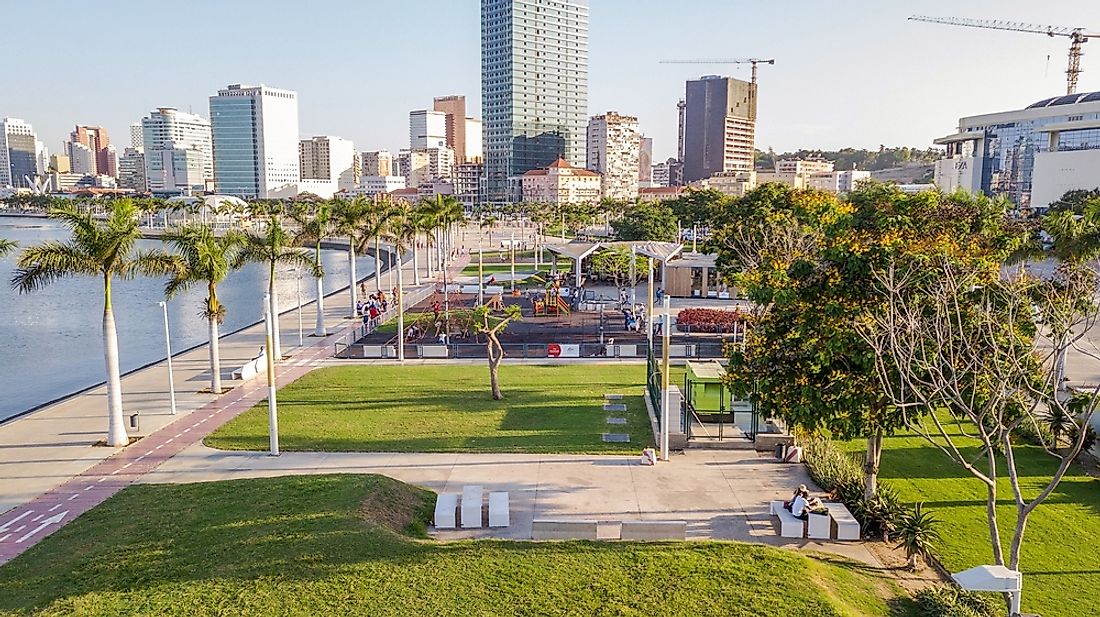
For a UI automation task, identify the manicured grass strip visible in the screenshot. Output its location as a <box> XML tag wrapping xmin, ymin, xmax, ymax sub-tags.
<box><xmin>0</xmin><ymin>475</ymin><xmax>917</xmax><ymax>617</ymax></box>
<box><xmin>206</xmin><ymin>365</ymin><xmax>655</xmax><ymax>454</ymax></box>
<box><xmin>840</xmin><ymin>423</ymin><xmax>1100</xmax><ymax>617</ymax></box>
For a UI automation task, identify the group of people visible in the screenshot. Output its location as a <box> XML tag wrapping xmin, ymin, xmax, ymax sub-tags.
<box><xmin>357</xmin><ymin>291</ymin><xmax>390</xmax><ymax>326</ymax></box>
<box><xmin>783</xmin><ymin>484</ymin><xmax>827</xmax><ymax>520</ymax></box>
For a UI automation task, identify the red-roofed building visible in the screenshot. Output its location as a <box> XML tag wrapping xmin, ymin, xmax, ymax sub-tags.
<box><xmin>638</xmin><ymin>186</ymin><xmax>684</xmax><ymax>202</ymax></box>
<box><xmin>521</xmin><ymin>158</ymin><xmax>601</xmax><ymax>204</ymax></box>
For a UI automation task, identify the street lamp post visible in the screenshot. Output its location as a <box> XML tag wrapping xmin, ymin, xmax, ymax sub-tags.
<box><xmin>294</xmin><ymin>268</ymin><xmax>303</xmax><ymax>348</ymax></box>
<box><xmin>478</xmin><ymin>245</ymin><xmax>485</xmax><ymax>306</ymax></box>
<box><xmin>157</xmin><ymin>301</ymin><xmax>177</xmax><ymax>416</ymax></box>
<box><xmin>661</xmin><ymin>295</ymin><xmax>671</xmax><ymax>462</ymax></box>
<box><xmin>510</xmin><ymin>231</ymin><xmax>516</xmax><ymax>292</ymax></box>
<box><xmin>263</xmin><ymin>292</ymin><xmax>279</xmax><ymax>456</ymax></box>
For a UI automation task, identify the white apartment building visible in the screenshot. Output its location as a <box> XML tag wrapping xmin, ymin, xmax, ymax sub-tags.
<box><xmin>807</xmin><ymin>170</ymin><xmax>871</xmax><ymax>194</ymax></box>
<box><xmin>209</xmin><ymin>84</ymin><xmax>300</xmax><ymax>199</ymax></box>
<box><xmin>700</xmin><ymin>170</ymin><xmax>757</xmax><ymax>197</ymax></box>
<box><xmin>361</xmin><ymin>150</ymin><xmax>393</xmax><ymax>177</ymax></box>
<box><xmin>129</xmin><ymin>123</ymin><xmax>144</xmax><ymax>151</ymax></box>
<box><xmin>776</xmin><ymin>159</ymin><xmax>834</xmax><ymax>175</ymax></box>
<box><xmin>141</xmin><ymin>107</ymin><xmax>214</xmax><ymax>193</ymax></box>
<box><xmin>300</xmin><ymin>136</ymin><xmax>357</xmax><ymax>191</ymax></box>
<box><xmin>69</xmin><ymin>142</ymin><xmax>96</xmax><ymax>175</ymax></box>
<box><xmin>465</xmin><ymin>117</ymin><xmax>483</xmax><ymax>162</ymax></box>
<box><xmin>521</xmin><ymin>158</ymin><xmax>602</xmax><ymax>205</ymax></box>
<box><xmin>587</xmin><ymin>112</ymin><xmax>640</xmax><ymax>201</ymax></box>
<box><xmin>117</xmin><ymin>148</ymin><xmax>147</xmax><ymax>191</ymax></box>
<box><xmin>397</xmin><ymin>147</ymin><xmax>454</xmax><ymax>188</ymax></box>
<box><xmin>409</xmin><ymin>110</ymin><xmax>448</xmax><ymax>149</ymax></box>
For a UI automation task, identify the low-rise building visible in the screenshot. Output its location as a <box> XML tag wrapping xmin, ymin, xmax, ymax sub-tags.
<box><xmin>117</xmin><ymin>148</ymin><xmax>147</xmax><ymax>191</ymax></box>
<box><xmin>638</xmin><ymin>186</ymin><xmax>684</xmax><ymax>202</ymax></box>
<box><xmin>807</xmin><ymin>170</ymin><xmax>871</xmax><ymax>194</ymax></box>
<box><xmin>521</xmin><ymin>158</ymin><xmax>602</xmax><ymax>205</ymax></box>
<box><xmin>699</xmin><ymin>170</ymin><xmax>756</xmax><ymax>197</ymax></box>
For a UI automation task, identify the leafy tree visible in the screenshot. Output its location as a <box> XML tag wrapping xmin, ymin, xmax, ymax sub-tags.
<box><xmin>612</xmin><ymin>202</ymin><xmax>677</xmax><ymax>242</ymax></box>
<box><xmin>1046</xmin><ymin>188</ymin><xmax>1100</xmax><ymax>214</ymax></box>
<box><xmin>289</xmin><ymin>201</ymin><xmax>334</xmax><ymax>337</ymax></box>
<box><xmin>456</xmin><ymin>304</ymin><xmax>523</xmax><ymax>400</ymax></box>
<box><xmin>667</xmin><ymin>188</ymin><xmax>727</xmax><ymax>229</ymax></box>
<box><xmin>157</xmin><ymin>224</ymin><xmax>249</xmax><ymax>394</ymax></box>
<box><xmin>590</xmin><ymin>246</ymin><xmax>643</xmax><ymax>288</ymax></box>
<box><xmin>10</xmin><ymin>200</ymin><xmax>174</xmax><ymax>446</ymax></box>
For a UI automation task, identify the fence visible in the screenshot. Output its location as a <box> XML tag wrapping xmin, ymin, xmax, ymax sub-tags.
<box><xmin>647</xmin><ymin>347</ymin><xmax>663</xmax><ymax>429</ymax></box>
<box><xmin>337</xmin><ymin>339</ymin><xmax>730</xmax><ymax>361</ymax></box>
<box><xmin>333</xmin><ymin>285</ymin><xmax>436</xmax><ymax>358</ymax></box>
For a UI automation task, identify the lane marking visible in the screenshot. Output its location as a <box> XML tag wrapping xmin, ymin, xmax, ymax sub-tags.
<box><xmin>15</xmin><ymin>511</ymin><xmax>68</xmax><ymax>544</ymax></box>
<box><xmin>0</xmin><ymin>533</ymin><xmax>10</xmax><ymax>543</ymax></box>
<box><xmin>49</xmin><ymin>505</ymin><xmax>62</xmax><ymax>512</ymax></box>
<box><xmin>111</xmin><ymin>469</ymin><xmax>121</xmax><ymax>475</ymax></box>
<box><xmin>96</xmin><ymin>478</ymin><xmax>107</xmax><ymax>483</ymax></box>
<box><xmin>83</xmin><ymin>486</ymin><xmax>93</xmax><ymax>491</ymax></box>
<box><xmin>68</xmin><ymin>495</ymin><xmax>79</xmax><ymax>501</ymax></box>
<box><xmin>31</xmin><ymin>515</ymin><xmax>43</xmax><ymax>523</ymax></box>
<box><xmin>136</xmin><ymin>455</ymin><xmax>147</xmax><ymax>462</ymax></box>
<box><xmin>0</xmin><ymin>511</ymin><xmax>33</xmax><ymax>532</ymax></box>
<box><xmin>122</xmin><ymin>463</ymin><xmax>133</xmax><ymax>469</ymax></box>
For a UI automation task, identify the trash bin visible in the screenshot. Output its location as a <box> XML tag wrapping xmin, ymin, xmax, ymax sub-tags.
<box><xmin>129</xmin><ymin>413</ymin><xmax>140</xmax><ymax>431</ymax></box>
<box><xmin>774</xmin><ymin>443</ymin><xmax>786</xmax><ymax>459</ymax></box>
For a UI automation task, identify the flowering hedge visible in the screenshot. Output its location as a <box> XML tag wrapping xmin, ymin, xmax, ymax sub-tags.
<box><xmin>675</xmin><ymin>308</ymin><xmax>748</xmax><ymax>332</ymax></box>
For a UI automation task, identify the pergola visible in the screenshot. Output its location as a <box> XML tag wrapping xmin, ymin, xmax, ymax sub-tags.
<box><xmin>544</xmin><ymin>240</ymin><xmax>684</xmax><ymax>288</ymax></box>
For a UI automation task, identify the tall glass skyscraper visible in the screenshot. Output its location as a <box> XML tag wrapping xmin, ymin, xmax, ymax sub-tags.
<box><xmin>209</xmin><ymin>84</ymin><xmax>300</xmax><ymax>199</ymax></box>
<box><xmin>481</xmin><ymin>0</ymin><xmax>589</xmax><ymax>203</ymax></box>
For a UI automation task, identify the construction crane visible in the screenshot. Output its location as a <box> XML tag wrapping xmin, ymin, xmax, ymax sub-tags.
<box><xmin>909</xmin><ymin>15</ymin><xmax>1100</xmax><ymax>95</ymax></box>
<box><xmin>658</xmin><ymin>58</ymin><xmax>775</xmax><ymax>84</ymax></box>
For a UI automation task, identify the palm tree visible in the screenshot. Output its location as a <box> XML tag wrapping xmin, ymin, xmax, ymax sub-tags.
<box><xmin>289</xmin><ymin>201</ymin><xmax>333</xmax><ymax>336</ymax></box>
<box><xmin>157</xmin><ymin>224</ymin><xmax>248</xmax><ymax>394</ymax></box>
<box><xmin>331</xmin><ymin>196</ymin><xmax>389</xmax><ymax>317</ymax></box>
<box><xmin>11</xmin><ymin>200</ymin><xmax>173</xmax><ymax>446</ymax></box>
<box><xmin>0</xmin><ymin>238</ymin><xmax>16</xmax><ymax>258</ymax></box>
<box><xmin>385</xmin><ymin>198</ymin><xmax>419</xmax><ymax>362</ymax></box>
<box><xmin>413</xmin><ymin>200</ymin><xmax>438</xmax><ymax>286</ymax></box>
<box><xmin>241</xmin><ymin>206</ymin><xmax>319</xmax><ymax>361</ymax></box>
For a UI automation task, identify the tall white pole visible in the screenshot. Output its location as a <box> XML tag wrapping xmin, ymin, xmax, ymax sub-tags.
<box><xmin>263</xmin><ymin>292</ymin><xmax>279</xmax><ymax>456</ymax></box>
<box><xmin>647</xmin><ymin>257</ymin><xmax>654</xmax><ymax>352</ymax></box>
<box><xmin>295</xmin><ymin>269</ymin><xmax>303</xmax><ymax>348</ymax></box>
<box><xmin>661</xmin><ymin>295</ymin><xmax>671</xmax><ymax>462</ymax></box>
<box><xmin>510</xmin><ymin>231</ymin><xmax>516</xmax><ymax>292</ymax></box>
<box><xmin>630</xmin><ymin>246</ymin><xmax>637</xmax><ymax>308</ymax></box>
<box><xmin>478</xmin><ymin>246</ymin><xmax>485</xmax><ymax>306</ymax></box>
<box><xmin>158</xmin><ymin>301</ymin><xmax>177</xmax><ymax>416</ymax></box>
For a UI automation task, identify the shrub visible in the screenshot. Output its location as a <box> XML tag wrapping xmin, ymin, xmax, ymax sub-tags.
<box><xmin>914</xmin><ymin>584</ymin><xmax>1004</xmax><ymax>617</ymax></box>
<box><xmin>895</xmin><ymin>502</ymin><xmax>942</xmax><ymax>570</ymax></box>
<box><xmin>675</xmin><ymin>308</ymin><xmax>748</xmax><ymax>333</ymax></box>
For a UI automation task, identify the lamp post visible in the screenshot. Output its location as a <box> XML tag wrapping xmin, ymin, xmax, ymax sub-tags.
<box><xmin>661</xmin><ymin>295</ymin><xmax>671</xmax><ymax>462</ymax></box>
<box><xmin>263</xmin><ymin>292</ymin><xmax>279</xmax><ymax>456</ymax></box>
<box><xmin>294</xmin><ymin>268</ymin><xmax>304</xmax><ymax>348</ymax></box>
<box><xmin>510</xmin><ymin>231</ymin><xmax>516</xmax><ymax>292</ymax></box>
<box><xmin>478</xmin><ymin>245</ymin><xmax>485</xmax><ymax>306</ymax></box>
<box><xmin>157</xmin><ymin>301</ymin><xmax>177</xmax><ymax>416</ymax></box>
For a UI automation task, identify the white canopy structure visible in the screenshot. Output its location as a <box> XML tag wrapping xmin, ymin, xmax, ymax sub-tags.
<box><xmin>544</xmin><ymin>240</ymin><xmax>683</xmax><ymax>287</ymax></box>
<box><xmin>952</xmin><ymin>565</ymin><xmax>1022</xmax><ymax>614</ymax></box>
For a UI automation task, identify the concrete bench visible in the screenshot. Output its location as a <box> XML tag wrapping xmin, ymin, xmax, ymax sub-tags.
<box><xmin>531</xmin><ymin>519</ymin><xmax>599</xmax><ymax>540</ymax></box>
<box><xmin>824</xmin><ymin>502</ymin><xmax>860</xmax><ymax>541</ymax></box>
<box><xmin>620</xmin><ymin>520</ymin><xmax>687</xmax><ymax>541</ymax></box>
<box><xmin>434</xmin><ymin>494</ymin><xmax>458</xmax><ymax>530</ymax></box>
<box><xmin>808</xmin><ymin>512</ymin><xmax>832</xmax><ymax>539</ymax></box>
<box><xmin>231</xmin><ymin>354</ymin><xmax>266</xmax><ymax>380</ymax></box>
<box><xmin>461</xmin><ymin>485</ymin><xmax>484</xmax><ymax>529</ymax></box>
<box><xmin>420</xmin><ymin>345</ymin><xmax>449</xmax><ymax>358</ymax></box>
<box><xmin>488</xmin><ymin>492</ymin><xmax>509</xmax><ymax>528</ymax></box>
<box><xmin>770</xmin><ymin>500</ymin><xmax>806</xmax><ymax>538</ymax></box>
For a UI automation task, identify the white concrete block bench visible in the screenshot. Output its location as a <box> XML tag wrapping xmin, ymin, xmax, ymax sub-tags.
<box><xmin>620</xmin><ymin>520</ymin><xmax>687</xmax><ymax>541</ymax></box>
<box><xmin>434</xmin><ymin>494</ymin><xmax>458</xmax><ymax>529</ymax></box>
<box><xmin>488</xmin><ymin>492</ymin><xmax>510</xmax><ymax>528</ymax></box>
<box><xmin>807</xmin><ymin>512</ymin><xmax>832</xmax><ymax>539</ymax></box>
<box><xmin>770</xmin><ymin>500</ymin><xmax>806</xmax><ymax>538</ymax></box>
<box><xmin>461</xmin><ymin>485</ymin><xmax>484</xmax><ymax>529</ymax></box>
<box><xmin>531</xmin><ymin>519</ymin><xmax>599</xmax><ymax>540</ymax></box>
<box><xmin>824</xmin><ymin>502</ymin><xmax>860</xmax><ymax>540</ymax></box>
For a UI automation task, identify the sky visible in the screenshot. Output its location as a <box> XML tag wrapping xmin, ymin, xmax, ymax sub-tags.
<box><xmin>4</xmin><ymin>0</ymin><xmax>1100</xmax><ymax>162</ymax></box>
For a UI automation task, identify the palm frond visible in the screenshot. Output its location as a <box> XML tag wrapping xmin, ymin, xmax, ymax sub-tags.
<box><xmin>10</xmin><ymin>242</ymin><xmax>99</xmax><ymax>293</ymax></box>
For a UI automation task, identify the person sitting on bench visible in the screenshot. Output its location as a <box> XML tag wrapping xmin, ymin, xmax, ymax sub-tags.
<box><xmin>787</xmin><ymin>486</ymin><xmax>810</xmax><ymax>520</ymax></box>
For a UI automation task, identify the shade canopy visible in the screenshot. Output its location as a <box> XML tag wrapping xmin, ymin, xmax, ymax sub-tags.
<box><xmin>952</xmin><ymin>565</ymin><xmax>1021</xmax><ymax>593</ymax></box>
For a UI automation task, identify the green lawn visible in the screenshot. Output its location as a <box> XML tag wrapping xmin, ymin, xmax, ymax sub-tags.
<box><xmin>840</xmin><ymin>425</ymin><xmax>1100</xmax><ymax>617</ymax></box>
<box><xmin>206</xmin><ymin>365</ymin><xmax>655</xmax><ymax>454</ymax></box>
<box><xmin>0</xmin><ymin>475</ymin><xmax>917</xmax><ymax>617</ymax></box>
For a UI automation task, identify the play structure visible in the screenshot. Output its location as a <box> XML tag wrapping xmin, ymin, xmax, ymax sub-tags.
<box><xmin>486</xmin><ymin>293</ymin><xmax>506</xmax><ymax>311</ymax></box>
<box><xmin>532</xmin><ymin>279</ymin><xmax>570</xmax><ymax>317</ymax></box>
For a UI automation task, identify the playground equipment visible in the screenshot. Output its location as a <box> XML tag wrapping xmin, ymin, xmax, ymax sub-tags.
<box><xmin>533</xmin><ymin>279</ymin><xmax>570</xmax><ymax>317</ymax></box>
<box><xmin>486</xmin><ymin>293</ymin><xmax>506</xmax><ymax>311</ymax></box>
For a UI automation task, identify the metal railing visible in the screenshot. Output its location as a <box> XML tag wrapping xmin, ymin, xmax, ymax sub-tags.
<box><xmin>333</xmin><ymin>285</ymin><xmax>435</xmax><ymax>358</ymax></box>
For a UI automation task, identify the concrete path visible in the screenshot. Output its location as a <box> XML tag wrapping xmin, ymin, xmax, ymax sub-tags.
<box><xmin>138</xmin><ymin>444</ymin><xmax>881</xmax><ymax>566</ymax></box>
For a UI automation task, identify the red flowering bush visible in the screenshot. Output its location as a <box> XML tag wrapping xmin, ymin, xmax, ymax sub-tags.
<box><xmin>676</xmin><ymin>308</ymin><xmax>749</xmax><ymax>333</ymax></box>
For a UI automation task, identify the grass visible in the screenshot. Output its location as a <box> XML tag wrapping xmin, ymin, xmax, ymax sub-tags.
<box><xmin>0</xmin><ymin>474</ymin><xmax>918</xmax><ymax>617</ymax></box>
<box><xmin>206</xmin><ymin>365</ymin><xmax>655</xmax><ymax>454</ymax></box>
<box><xmin>839</xmin><ymin>422</ymin><xmax>1100</xmax><ymax>617</ymax></box>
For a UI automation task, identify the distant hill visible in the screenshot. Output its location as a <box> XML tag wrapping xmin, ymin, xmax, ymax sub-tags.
<box><xmin>870</xmin><ymin>163</ymin><xmax>935</xmax><ymax>185</ymax></box>
<box><xmin>755</xmin><ymin>147</ymin><xmax>942</xmax><ymax>172</ymax></box>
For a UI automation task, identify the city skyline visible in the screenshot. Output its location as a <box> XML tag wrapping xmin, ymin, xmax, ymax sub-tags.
<box><xmin>3</xmin><ymin>1</ymin><xmax>1100</xmax><ymax>162</ymax></box>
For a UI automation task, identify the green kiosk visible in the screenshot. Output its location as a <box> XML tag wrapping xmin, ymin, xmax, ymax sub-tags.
<box><xmin>684</xmin><ymin>360</ymin><xmax>758</xmax><ymax>442</ymax></box>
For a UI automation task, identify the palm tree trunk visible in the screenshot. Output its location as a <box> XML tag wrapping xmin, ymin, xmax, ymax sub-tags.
<box><xmin>209</xmin><ymin>316</ymin><xmax>222</xmax><ymax>393</ymax></box>
<box><xmin>396</xmin><ymin>260</ymin><xmax>406</xmax><ymax>362</ymax></box>
<box><xmin>314</xmin><ymin>243</ymin><xmax>327</xmax><ymax>337</ymax></box>
<box><xmin>102</xmin><ymin>276</ymin><xmax>129</xmax><ymax>447</ymax></box>
<box><xmin>413</xmin><ymin>235</ymin><xmax>421</xmax><ymax>286</ymax></box>
<box><xmin>269</xmin><ymin>263</ymin><xmax>283</xmax><ymax>360</ymax></box>
<box><xmin>347</xmin><ymin>241</ymin><xmax>358</xmax><ymax>318</ymax></box>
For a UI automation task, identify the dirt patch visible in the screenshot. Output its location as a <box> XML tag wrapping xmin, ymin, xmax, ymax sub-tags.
<box><xmin>865</xmin><ymin>540</ymin><xmax>949</xmax><ymax>595</ymax></box>
<box><xmin>357</xmin><ymin>477</ymin><xmax>435</xmax><ymax>537</ymax></box>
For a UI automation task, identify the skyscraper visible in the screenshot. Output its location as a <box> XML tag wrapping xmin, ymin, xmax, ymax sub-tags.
<box><xmin>299</xmin><ymin>136</ymin><xmax>357</xmax><ymax>190</ymax></box>
<box><xmin>409</xmin><ymin>110</ymin><xmax>449</xmax><ymax>150</ymax></box>
<box><xmin>1</xmin><ymin>118</ymin><xmax>39</xmax><ymax>188</ymax></box>
<box><xmin>482</xmin><ymin>0</ymin><xmax>589</xmax><ymax>202</ymax></box>
<box><xmin>209</xmin><ymin>84</ymin><xmax>300</xmax><ymax>199</ymax></box>
<box><xmin>70</xmin><ymin>125</ymin><xmax>112</xmax><ymax>176</ymax></box>
<box><xmin>586</xmin><ymin>112</ymin><xmax>640</xmax><ymax>201</ymax></box>
<box><xmin>433</xmin><ymin>95</ymin><xmax>467</xmax><ymax>162</ymax></box>
<box><xmin>141</xmin><ymin>107</ymin><xmax>214</xmax><ymax>193</ymax></box>
<box><xmin>361</xmin><ymin>150</ymin><xmax>394</xmax><ymax>177</ymax></box>
<box><xmin>682</xmin><ymin>76</ymin><xmax>757</xmax><ymax>183</ymax></box>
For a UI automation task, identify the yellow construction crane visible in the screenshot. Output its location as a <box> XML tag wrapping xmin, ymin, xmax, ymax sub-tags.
<box><xmin>658</xmin><ymin>58</ymin><xmax>775</xmax><ymax>84</ymax></box>
<box><xmin>909</xmin><ymin>15</ymin><xmax>1100</xmax><ymax>95</ymax></box>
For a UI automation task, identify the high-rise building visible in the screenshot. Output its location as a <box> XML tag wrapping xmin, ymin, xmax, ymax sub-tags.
<box><xmin>141</xmin><ymin>107</ymin><xmax>214</xmax><ymax>193</ymax></box>
<box><xmin>934</xmin><ymin>90</ymin><xmax>1100</xmax><ymax>211</ymax></box>
<box><xmin>682</xmin><ymin>75</ymin><xmax>757</xmax><ymax>183</ymax></box>
<box><xmin>521</xmin><ymin>158</ymin><xmax>601</xmax><ymax>205</ymax></box>
<box><xmin>454</xmin><ymin>162</ymin><xmax>484</xmax><ymax>207</ymax></box>
<box><xmin>409</xmin><ymin>110</ymin><xmax>448</xmax><ymax>150</ymax></box>
<box><xmin>586</xmin><ymin>112</ymin><xmax>640</xmax><ymax>200</ymax></box>
<box><xmin>50</xmin><ymin>154</ymin><xmax>71</xmax><ymax>174</ymax></box>
<box><xmin>482</xmin><ymin>0</ymin><xmax>589</xmax><ymax>202</ymax></box>
<box><xmin>70</xmin><ymin>142</ymin><xmax>96</xmax><ymax>175</ymax></box>
<box><xmin>209</xmin><ymin>83</ymin><xmax>300</xmax><ymax>199</ymax></box>
<box><xmin>433</xmin><ymin>95</ymin><xmax>468</xmax><ymax>162</ymax></box>
<box><xmin>1</xmin><ymin>118</ymin><xmax>40</xmax><ymax>188</ymax></box>
<box><xmin>361</xmin><ymin>150</ymin><xmax>393</xmax><ymax>177</ymax></box>
<box><xmin>70</xmin><ymin>125</ymin><xmax>112</xmax><ymax>176</ymax></box>
<box><xmin>397</xmin><ymin>147</ymin><xmax>454</xmax><ymax>188</ymax></box>
<box><xmin>465</xmin><ymin>117</ymin><xmax>484</xmax><ymax>163</ymax></box>
<box><xmin>130</xmin><ymin>123</ymin><xmax>144</xmax><ymax>151</ymax></box>
<box><xmin>300</xmin><ymin>135</ymin><xmax>357</xmax><ymax>190</ymax></box>
<box><xmin>118</xmin><ymin>148</ymin><xmax>147</xmax><ymax>191</ymax></box>
<box><xmin>638</xmin><ymin>136</ymin><xmax>653</xmax><ymax>185</ymax></box>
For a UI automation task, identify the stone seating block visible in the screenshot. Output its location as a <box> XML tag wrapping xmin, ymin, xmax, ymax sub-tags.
<box><xmin>620</xmin><ymin>520</ymin><xmax>687</xmax><ymax>541</ymax></box>
<box><xmin>434</xmin><ymin>494</ymin><xmax>458</xmax><ymax>529</ymax></box>
<box><xmin>461</xmin><ymin>485</ymin><xmax>484</xmax><ymax>529</ymax></box>
<box><xmin>531</xmin><ymin>519</ymin><xmax>598</xmax><ymax>540</ymax></box>
<box><xmin>488</xmin><ymin>492</ymin><xmax>510</xmax><ymax>528</ymax></box>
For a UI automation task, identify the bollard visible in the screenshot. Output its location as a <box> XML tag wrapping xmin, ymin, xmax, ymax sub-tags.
<box><xmin>129</xmin><ymin>413</ymin><xmax>140</xmax><ymax>432</ymax></box>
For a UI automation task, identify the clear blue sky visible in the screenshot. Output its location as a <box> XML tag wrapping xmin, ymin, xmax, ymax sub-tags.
<box><xmin>3</xmin><ymin>0</ymin><xmax>1100</xmax><ymax>161</ymax></box>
